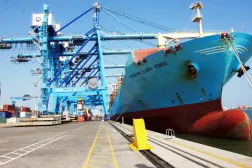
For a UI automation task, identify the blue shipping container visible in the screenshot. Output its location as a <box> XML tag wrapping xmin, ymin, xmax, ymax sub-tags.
<box><xmin>0</xmin><ymin>112</ymin><xmax>12</xmax><ymax>118</ymax></box>
<box><xmin>16</xmin><ymin>111</ymin><xmax>20</xmax><ymax>118</ymax></box>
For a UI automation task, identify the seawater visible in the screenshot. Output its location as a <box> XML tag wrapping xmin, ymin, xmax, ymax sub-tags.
<box><xmin>177</xmin><ymin>110</ymin><xmax>252</xmax><ymax>157</ymax></box>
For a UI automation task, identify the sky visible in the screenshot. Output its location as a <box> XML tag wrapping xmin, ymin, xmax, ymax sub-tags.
<box><xmin>0</xmin><ymin>0</ymin><xmax>252</xmax><ymax>109</ymax></box>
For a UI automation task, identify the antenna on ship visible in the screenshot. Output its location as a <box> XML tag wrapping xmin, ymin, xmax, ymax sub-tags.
<box><xmin>190</xmin><ymin>1</ymin><xmax>204</xmax><ymax>37</ymax></box>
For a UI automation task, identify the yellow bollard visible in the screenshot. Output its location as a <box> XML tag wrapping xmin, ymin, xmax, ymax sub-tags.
<box><xmin>129</xmin><ymin>118</ymin><xmax>153</xmax><ymax>151</ymax></box>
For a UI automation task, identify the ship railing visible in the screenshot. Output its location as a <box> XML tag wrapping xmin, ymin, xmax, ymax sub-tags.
<box><xmin>165</xmin><ymin>129</ymin><xmax>176</xmax><ymax>139</ymax></box>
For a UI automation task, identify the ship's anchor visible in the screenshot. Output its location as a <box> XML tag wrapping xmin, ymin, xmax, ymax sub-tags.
<box><xmin>237</xmin><ymin>64</ymin><xmax>250</xmax><ymax>78</ymax></box>
<box><xmin>224</xmin><ymin>37</ymin><xmax>252</xmax><ymax>89</ymax></box>
<box><xmin>186</xmin><ymin>61</ymin><xmax>199</xmax><ymax>79</ymax></box>
<box><xmin>188</xmin><ymin>65</ymin><xmax>197</xmax><ymax>78</ymax></box>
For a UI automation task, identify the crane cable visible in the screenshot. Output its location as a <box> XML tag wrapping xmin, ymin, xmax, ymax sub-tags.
<box><xmin>185</xmin><ymin>10</ymin><xmax>195</xmax><ymax>31</ymax></box>
<box><xmin>100</xmin><ymin>25</ymin><xmax>156</xmax><ymax>47</ymax></box>
<box><xmin>102</xmin><ymin>7</ymin><xmax>142</xmax><ymax>35</ymax></box>
<box><xmin>101</xmin><ymin>5</ymin><xmax>177</xmax><ymax>32</ymax></box>
<box><xmin>225</xmin><ymin>37</ymin><xmax>252</xmax><ymax>89</ymax></box>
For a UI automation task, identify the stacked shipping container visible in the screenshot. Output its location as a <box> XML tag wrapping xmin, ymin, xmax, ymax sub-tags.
<box><xmin>0</xmin><ymin>104</ymin><xmax>16</xmax><ymax>115</ymax></box>
<box><xmin>20</xmin><ymin>106</ymin><xmax>32</xmax><ymax>118</ymax></box>
<box><xmin>0</xmin><ymin>105</ymin><xmax>32</xmax><ymax>118</ymax></box>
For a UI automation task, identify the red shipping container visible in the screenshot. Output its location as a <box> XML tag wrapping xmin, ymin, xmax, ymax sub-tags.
<box><xmin>20</xmin><ymin>107</ymin><xmax>31</xmax><ymax>112</ymax></box>
<box><xmin>3</xmin><ymin>105</ymin><xmax>15</xmax><ymax>111</ymax></box>
<box><xmin>2</xmin><ymin>105</ymin><xmax>15</xmax><ymax>114</ymax></box>
<box><xmin>21</xmin><ymin>107</ymin><xmax>25</xmax><ymax>112</ymax></box>
<box><xmin>77</xmin><ymin>116</ymin><xmax>84</xmax><ymax>122</ymax></box>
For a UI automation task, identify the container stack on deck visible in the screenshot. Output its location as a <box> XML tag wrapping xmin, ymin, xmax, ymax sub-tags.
<box><xmin>109</xmin><ymin>77</ymin><xmax>123</xmax><ymax>109</ymax></box>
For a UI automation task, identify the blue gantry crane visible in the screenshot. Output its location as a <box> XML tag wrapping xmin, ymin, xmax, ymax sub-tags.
<box><xmin>0</xmin><ymin>3</ymin><xmax>128</xmax><ymax>118</ymax></box>
<box><xmin>0</xmin><ymin>2</ymin><xmax>203</xmax><ymax>119</ymax></box>
<box><xmin>10</xmin><ymin>95</ymin><xmax>39</xmax><ymax>106</ymax></box>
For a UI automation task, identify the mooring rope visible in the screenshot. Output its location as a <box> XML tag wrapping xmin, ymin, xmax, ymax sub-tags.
<box><xmin>225</xmin><ymin>37</ymin><xmax>252</xmax><ymax>89</ymax></box>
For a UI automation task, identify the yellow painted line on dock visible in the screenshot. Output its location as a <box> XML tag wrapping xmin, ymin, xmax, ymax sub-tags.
<box><xmin>82</xmin><ymin>124</ymin><xmax>102</xmax><ymax>168</ymax></box>
<box><xmin>168</xmin><ymin>140</ymin><xmax>249</xmax><ymax>168</ymax></box>
<box><xmin>106</xmin><ymin>126</ymin><xmax>119</xmax><ymax>168</ymax></box>
<box><xmin>83</xmin><ymin>123</ymin><xmax>119</xmax><ymax>168</ymax></box>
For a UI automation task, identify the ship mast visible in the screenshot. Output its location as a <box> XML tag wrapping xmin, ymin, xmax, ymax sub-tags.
<box><xmin>190</xmin><ymin>1</ymin><xmax>204</xmax><ymax>37</ymax></box>
<box><xmin>157</xmin><ymin>1</ymin><xmax>230</xmax><ymax>48</ymax></box>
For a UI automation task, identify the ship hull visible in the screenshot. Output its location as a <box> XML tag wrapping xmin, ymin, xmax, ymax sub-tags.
<box><xmin>109</xmin><ymin>32</ymin><xmax>252</xmax><ymax>140</ymax></box>
<box><xmin>110</xmin><ymin>99</ymin><xmax>251</xmax><ymax>140</ymax></box>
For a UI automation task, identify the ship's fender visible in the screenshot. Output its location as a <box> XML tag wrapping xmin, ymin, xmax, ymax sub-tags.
<box><xmin>189</xmin><ymin>109</ymin><xmax>251</xmax><ymax>140</ymax></box>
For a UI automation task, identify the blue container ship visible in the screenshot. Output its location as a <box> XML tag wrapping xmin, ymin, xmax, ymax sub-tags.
<box><xmin>109</xmin><ymin>2</ymin><xmax>252</xmax><ymax>140</ymax></box>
